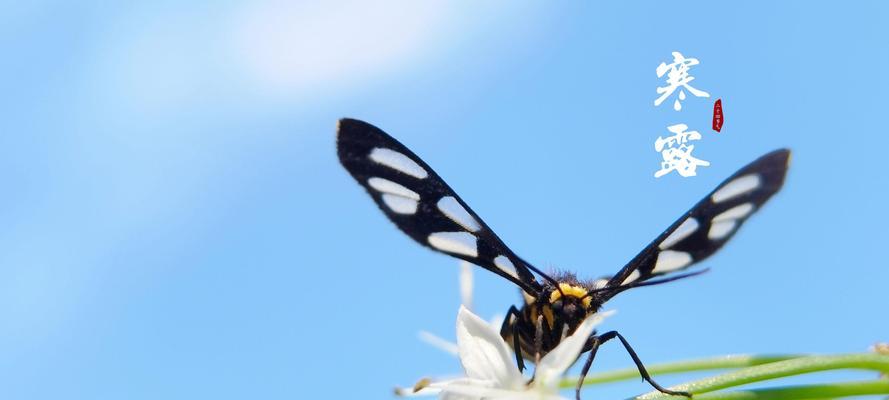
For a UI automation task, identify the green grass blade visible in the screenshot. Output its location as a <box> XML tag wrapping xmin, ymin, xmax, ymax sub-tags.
<box><xmin>559</xmin><ymin>354</ymin><xmax>802</xmax><ymax>389</ymax></box>
<box><xmin>634</xmin><ymin>353</ymin><xmax>889</xmax><ymax>399</ymax></box>
<box><xmin>681</xmin><ymin>380</ymin><xmax>889</xmax><ymax>399</ymax></box>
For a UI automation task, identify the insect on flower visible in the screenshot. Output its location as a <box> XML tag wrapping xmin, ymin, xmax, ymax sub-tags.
<box><xmin>336</xmin><ymin>119</ymin><xmax>790</xmax><ymax>399</ymax></box>
<box><xmin>400</xmin><ymin>305</ymin><xmax>614</xmax><ymax>400</ymax></box>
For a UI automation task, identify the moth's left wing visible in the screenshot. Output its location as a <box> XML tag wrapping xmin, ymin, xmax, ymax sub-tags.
<box><xmin>607</xmin><ymin>149</ymin><xmax>791</xmax><ymax>289</ymax></box>
<box><xmin>336</xmin><ymin>118</ymin><xmax>541</xmax><ymax>295</ymax></box>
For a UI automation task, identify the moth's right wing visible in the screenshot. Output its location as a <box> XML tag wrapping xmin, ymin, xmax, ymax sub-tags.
<box><xmin>336</xmin><ymin>118</ymin><xmax>541</xmax><ymax>295</ymax></box>
<box><xmin>606</xmin><ymin>149</ymin><xmax>791</xmax><ymax>290</ymax></box>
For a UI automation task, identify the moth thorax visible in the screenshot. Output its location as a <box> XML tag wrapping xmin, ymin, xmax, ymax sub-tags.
<box><xmin>549</xmin><ymin>283</ymin><xmax>593</xmax><ymax>309</ymax></box>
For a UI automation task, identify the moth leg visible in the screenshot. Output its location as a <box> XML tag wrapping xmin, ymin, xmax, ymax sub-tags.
<box><xmin>500</xmin><ymin>305</ymin><xmax>526</xmax><ymax>372</ymax></box>
<box><xmin>596</xmin><ymin>331</ymin><xmax>691</xmax><ymax>397</ymax></box>
<box><xmin>575</xmin><ymin>335</ymin><xmax>602</xmax><ymax>400</ymax></box>
<box><xmin>534</xmin><ymin>315</ymin><xmax>544</xmax><ymax>365</ymax></box>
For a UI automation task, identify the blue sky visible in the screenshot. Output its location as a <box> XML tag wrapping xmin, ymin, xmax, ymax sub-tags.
<box><xmin>2</xmin><ymin>1</ymin><xmax>888</xmax><ymax>399</ymax></box>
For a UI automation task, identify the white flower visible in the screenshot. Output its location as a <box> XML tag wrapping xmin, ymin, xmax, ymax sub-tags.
<box><xmin>402</xmin><ymin>305</ymin><xmax>614</xmax><ymax>400</ymax></box>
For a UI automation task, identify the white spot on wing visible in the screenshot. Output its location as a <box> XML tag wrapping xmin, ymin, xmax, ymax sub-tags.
<box><xmin>653</xmin><ymin>250</ymin><xmax>693</xmax><ymax>273</ymax></box>
<box><xmin>493</xmin><ymin>255</ymin><xmax>518</xmax><ymax>279</ymax></box>
<box><xmin>367</xmin><ymin>177</ymin><xmax>420</xmax><ymax>200</ymax></box>
<box><xmin>712</xmin><ymin>174</ymin><xmax>761</xmax><ymax>203</ymax></box>
<box><xmin>428</xmin><ymin>232</ymin><xmax>478</xmax><ymax>257</ymax></box>
<box><xmin>708</xmin><ymin>220</ymin><xmax>737</xmax><ymax>240</ymax></box>
<box><xmin>622</xmin><ymin>270</ymin><xmax>641</xmax><ymax>285</ymax></box>
<box><xmin>369</xmin><ymin>147</ymin><xmax>428</xmax><ymax>179</ymax></box>
<box><xmin>367</xmin><ymin>177</ymin><xmax>420</xmax><ymax>214</ymax></box>
<box><xmin>713</xmin><ymin>203</ymin><xmax>754</xmax><ymax>222</ymax></box>
<box><xmin>437</xmin><ymin>196</ymin><xmax>481</xmax><ymax>232</ymax></box>
<box><xmin>708</xmin><ymin>203</ymin><xmax>754</xmax><ymax>240</ymax></box>
<box><xmin>592</xmin><ymin>279</ymin><xmax>609</xmax><ymax>290</ymax></box>
<box><xmin>659</xmin><ymin>217</ymin><xmax>699</xmax><ymax>249</ymax></box>
<box><xmin>381</xmin><ymin>193</ymin><xmax>418</xmax><ymax>214</ymax></box>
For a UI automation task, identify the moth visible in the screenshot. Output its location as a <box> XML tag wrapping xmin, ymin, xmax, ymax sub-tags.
<box><xmin>336</xmin><ymin>118</ymin><xmax>790</xmax><ymax>398</ymax></box>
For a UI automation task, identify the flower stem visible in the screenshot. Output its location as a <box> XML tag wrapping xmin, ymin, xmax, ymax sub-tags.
<box><xmin>560</xmin><ymin>354</ymin><xmax>800</xmax><ymax>389</ymax></box>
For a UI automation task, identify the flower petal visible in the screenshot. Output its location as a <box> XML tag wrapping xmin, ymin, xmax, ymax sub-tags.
<box><xmin>535</xmin><ymin>310</ymin><xmax>616</xmax><ymax>389</ymax></box>
<box><xmin>418</xmin><ymin>330</ymin><xmax>459</xmax><ymax>356</ymax></box>
<box><xmin>394</xmin><ymin>385</ymin><xmax>440</xmax><ymax>397</ymax></box>
<box><xmin>459</xmin><ymin>261</ymin><xmax>474</xmax><ymax>310</ymax></box>
<box><xmin>440</xmin><ymin>378</ymin><xmax>498</xmax><ymax>400</ymax></box>
<box><xmin>455</xmin><ymin>305</ymin><xmax>524</xmax><ymax>388</ymax></box>
<box><xmin>396</xmin><ymin>377</ymin><xmax>486</xmax><ymax>398</ymax></box>
<box><xmin>442</xmin><ymin>382</ymin><xmax>567</xmax><ymax>400</ymax></box>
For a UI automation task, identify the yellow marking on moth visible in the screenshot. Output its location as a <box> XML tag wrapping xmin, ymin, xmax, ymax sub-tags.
<box><xmin>541</xmin><ymin>305</ymin><xmax>555</xmax><ymax>329</ymax></box>
<box><xmin>529</xmin><ymin>305</ymin><xmax>538</xmax><ymax>324</ymax></box>
<box><xmin>549</xmin><ymin>283</ymin><xmax>593</xmax><ymax>308</ymax></box>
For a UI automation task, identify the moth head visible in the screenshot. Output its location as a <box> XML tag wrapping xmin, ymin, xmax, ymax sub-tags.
<box><xmin>549</xmin><ymin>283</ymin><xmax>594</xmax><ymax>319</ymax></box>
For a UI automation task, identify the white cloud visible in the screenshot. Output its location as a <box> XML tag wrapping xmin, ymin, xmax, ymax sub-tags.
<box><xmin>231</xmin><ymin>0</ymin><xmax>453</xmax><ymax>95</ymax></box>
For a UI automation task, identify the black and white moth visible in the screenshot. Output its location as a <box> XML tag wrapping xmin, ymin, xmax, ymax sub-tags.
<box><xmin>336</xmin><ymin>118</ymin><xmax>790</xmax><ymax>399</ymax></box>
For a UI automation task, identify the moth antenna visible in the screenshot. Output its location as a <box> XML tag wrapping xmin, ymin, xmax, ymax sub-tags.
<box><xmin>517</xmin><ymin>257</ymin><xmax>564</xmax><ymax>298</ymax></box>
<box><xmin>583</xmin><ymin>268</ymin><xmax>710</xmax><ymax>299</ymax></box>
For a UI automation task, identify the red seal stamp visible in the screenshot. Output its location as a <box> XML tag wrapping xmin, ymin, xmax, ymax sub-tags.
<box><xmin>712</xmin><ymin>99</ymin><xmax>724</xmax><ymax>132</ymax></box>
